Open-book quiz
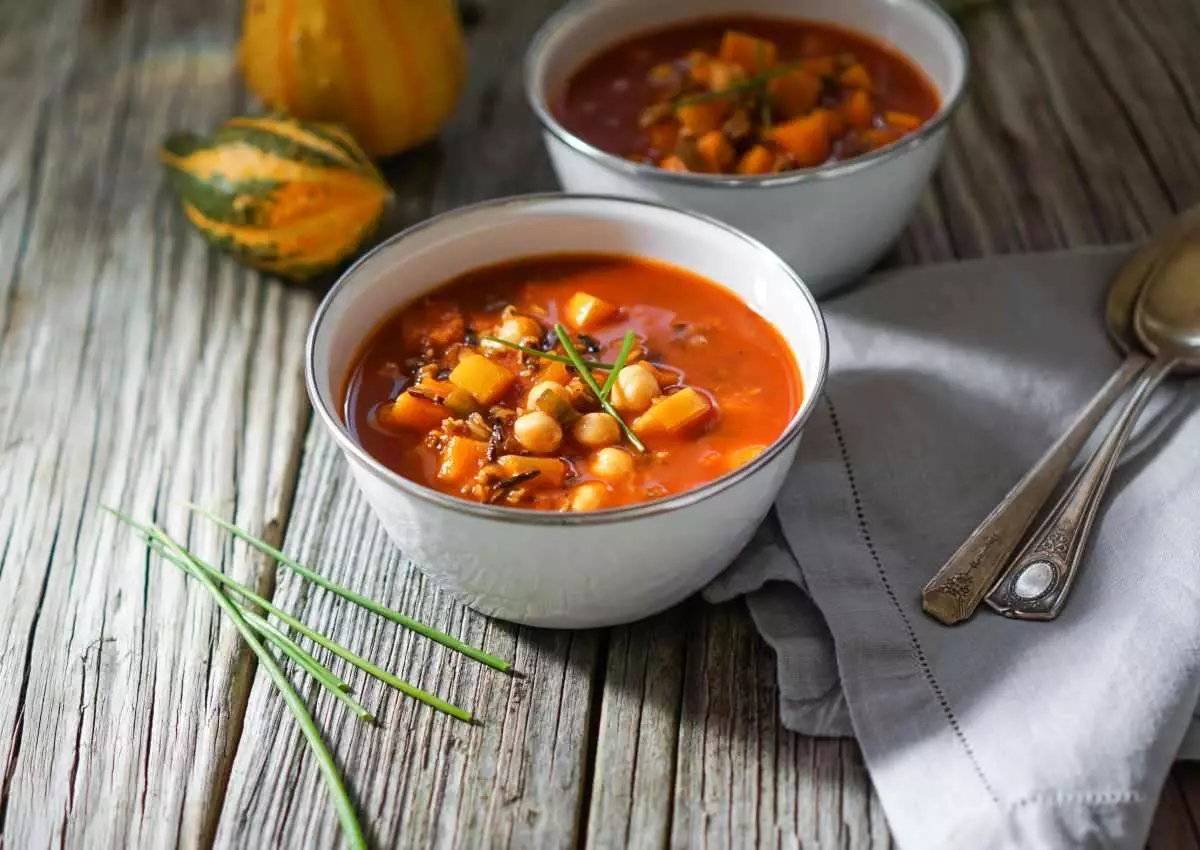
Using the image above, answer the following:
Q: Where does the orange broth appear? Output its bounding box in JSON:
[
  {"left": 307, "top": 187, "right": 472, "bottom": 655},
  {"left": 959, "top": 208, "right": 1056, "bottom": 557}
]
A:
[{"left": 343, "top": 253, "right": 802, "bottom": 511}]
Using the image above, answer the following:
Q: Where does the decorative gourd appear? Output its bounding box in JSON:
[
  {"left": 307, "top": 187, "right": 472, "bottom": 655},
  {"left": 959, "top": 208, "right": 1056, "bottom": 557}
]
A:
[
  {"left": 238, "top": 0, "right": 467, "bottom": 158},
  {"left": 160, "top": 115, "right": 391, "bottom": 281}
]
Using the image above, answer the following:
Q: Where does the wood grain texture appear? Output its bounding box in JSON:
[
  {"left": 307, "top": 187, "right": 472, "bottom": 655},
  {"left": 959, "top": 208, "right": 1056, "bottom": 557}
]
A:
[
  {"left": 3, "top": 0, "right": 1200, "bottom": 847},
  {"left": 0, "top": 0, "right": 313, "bottom": 846}
]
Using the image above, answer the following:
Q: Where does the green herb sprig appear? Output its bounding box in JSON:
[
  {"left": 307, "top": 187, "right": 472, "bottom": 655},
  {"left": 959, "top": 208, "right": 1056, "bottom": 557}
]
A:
[
  {"left": 598, "top": 330, "right": 636, "bottom": 401},
  {"left": 187, "top": 504, "right": 511, "bottom": 673},
  {"left": 105, "top": 509, "right": 369, "bottom": 849},
  {"left": 480, "top": 335, "right": 615, "bottom": 370},
  {"left": 554, "top": 324, "right": 646, "bottom": 453},
  {"left": 672, "top": 60, "right": 803, "bottom": 109}
]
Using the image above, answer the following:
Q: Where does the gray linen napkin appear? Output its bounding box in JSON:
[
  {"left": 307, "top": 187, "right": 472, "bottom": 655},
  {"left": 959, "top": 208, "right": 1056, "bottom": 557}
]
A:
[{"left": 706, "top": 248, "right": 1200, "bottom": 850}]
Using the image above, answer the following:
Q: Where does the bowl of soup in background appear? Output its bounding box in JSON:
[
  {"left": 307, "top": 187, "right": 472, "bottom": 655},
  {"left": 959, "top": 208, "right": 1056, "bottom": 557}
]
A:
[
  {"left": 525, "top": 0, "right": 968, "bottom": 296},
  {"left": 306, "top": 194, "right": 828, "bottom": 628}
]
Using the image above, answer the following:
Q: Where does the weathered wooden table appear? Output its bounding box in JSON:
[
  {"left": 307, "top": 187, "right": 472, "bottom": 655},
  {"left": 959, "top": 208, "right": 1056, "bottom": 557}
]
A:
[{"left": 3, "top": 0, "right": 1200, "bottom": 846}]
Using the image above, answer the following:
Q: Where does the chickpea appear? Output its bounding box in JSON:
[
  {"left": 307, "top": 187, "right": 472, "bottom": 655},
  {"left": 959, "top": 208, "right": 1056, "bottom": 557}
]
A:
[
  {"left": 569, "top": 481, "right": 610, "bottom": 512},
  {"left": 572, "top": 412, "right": 620, "bottom": 449},
  {"left": 610, "top": 363, "right": 662, "bottom": 415},
  {"left": 494, "top": 314, "right": 542, "bottom": 344},
  {"left": 592, "top": 446, "right": 634, "bottom": 481},
  {"left": 513, "top": 411, "right": 562, "bottom": 453}
]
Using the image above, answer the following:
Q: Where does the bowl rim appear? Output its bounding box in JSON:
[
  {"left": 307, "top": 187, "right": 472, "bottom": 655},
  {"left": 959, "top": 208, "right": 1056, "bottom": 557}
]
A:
[
  {"left": 305, "top": 192, "right": 830, "bottom": 527},
  {"left": 523, "top": 0, "right": 970, "bottom": 189}
]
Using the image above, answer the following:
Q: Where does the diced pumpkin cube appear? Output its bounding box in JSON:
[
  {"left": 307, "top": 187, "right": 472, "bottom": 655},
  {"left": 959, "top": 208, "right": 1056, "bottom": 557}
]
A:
[
  {"left": 632, "top": 387, "right": 714, "bottom": 437},
  {"left": 861, "top": 127, "right": 902, "bottom": 151},
  {"left": 770, "top": 112, "right": 833, "bottom": 168},
  {"left": 565, "top": 290, "right": 619, "bottom": 331},
  {"left": 736, "top": 144, "right": 775, "bottom": 175},
  {"left": 696, "top": 130, "right": 735, "bottom": 171},
  {"left": 497, "top": 455, "right": 566, "bottom": 489},
  {"left": 719, "top": 30, "right": 777, "bottom": 74},
  {"left": 885, "top": 111, "right": 923, "bottom": 132},
  {"left": 706, "top": 59, "right": 745, "bottom": 93},
  {"left": 449, "top": 354, "right": 516, "bottom": 405},
  {"left": 438, "top": 437, "right": 489, "bottom": 484},
  {"left": 676, "top": 100, "right": 728, "bottom": 136},
  {"left": 768, "top": 68, "right": 821, "bottom": 119},
  {"left": 659, "top": 154, "right": 690, "bottom": 172},
  {"left": 843, "top": 88, "right": 874, "bottom": 131},
  {"left": 727, "top": 444, "right": 767, "bottom": 470},
  {"left": 537, "top": 360, "right": 571, "bottom": 385},
  {"left": 384, "top": 391, "right": 449, "bottom": 431},
  {"left": 684, "top": 50, "right": 713, "bottom": 85},
  {"left": 839, "top": 63, "right": 872, "bottom": 90},
  {"left": 820, "top": 107, "right": 846, "bottom": 138},
  {"left": 647, "top": 121, "right": 680, "bottom": 155}
]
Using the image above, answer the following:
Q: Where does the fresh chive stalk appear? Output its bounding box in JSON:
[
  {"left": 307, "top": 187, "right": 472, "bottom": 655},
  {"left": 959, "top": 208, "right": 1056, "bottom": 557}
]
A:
[
  {"left": 554, "top": 324, "right": 646, "bottom": 453},
  {"left": 673, "top": 60, "right": 803, "bottom": 108},
  {"left": 142, "top": 529, "right": 473, "bottom": 723},
  {"left": 599, "top": 331, "right": 636, "bottom": 402},
  {"left": 186, "top": 504, "right": 512, "bottom": 674},
  {"left": 105, "top": 508, "right": 368, "bottom": 850},
  {"left": 480, "top": 335, "right": 615, "bottom": 369}
]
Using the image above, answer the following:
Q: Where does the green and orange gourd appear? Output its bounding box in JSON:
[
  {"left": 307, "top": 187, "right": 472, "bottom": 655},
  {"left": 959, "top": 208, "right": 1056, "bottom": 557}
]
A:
[
  {"left": 160, "top": 115, "right": 392, "bottom": 281},
  {"left": 238, "top": 0, "right": 468, "bottom": 159}
]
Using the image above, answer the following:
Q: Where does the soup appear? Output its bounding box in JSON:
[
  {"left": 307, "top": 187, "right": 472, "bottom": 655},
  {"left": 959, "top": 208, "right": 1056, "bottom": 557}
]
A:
[
  {"left": 342, "top": 253, "right": 802, "bottom": 512},
  {"left": 553, "top": 16, "right": 940, "bottom": 175}
]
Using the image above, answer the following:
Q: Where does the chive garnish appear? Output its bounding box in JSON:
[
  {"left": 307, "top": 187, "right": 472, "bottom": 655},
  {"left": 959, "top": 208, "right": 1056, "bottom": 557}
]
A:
[
  {"left": 672, "top": 60, "right": 803, "bottom": 109},
  {"left": 599, "top": 330, "right": 636, "bottom": 401},
  {"left": 481, "top": 335, "right": 615, "bottom": 369},
  {"left": 104, "top": 508, "right": 368, "bottom": 850},
  {"left": 554, "top": 323, "right": 646, "bottom": 454},
  {"left": 186, "top": 504, "right": 512, "bottom": 673}
]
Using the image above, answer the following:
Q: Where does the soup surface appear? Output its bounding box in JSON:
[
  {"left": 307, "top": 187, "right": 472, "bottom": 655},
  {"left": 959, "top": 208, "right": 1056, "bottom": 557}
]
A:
[
  {"left": 343, "top": 253, "right": 802, "bottom": 512},
  {"left": 553, "top": 16, "right": 940, "bottom": 175}
]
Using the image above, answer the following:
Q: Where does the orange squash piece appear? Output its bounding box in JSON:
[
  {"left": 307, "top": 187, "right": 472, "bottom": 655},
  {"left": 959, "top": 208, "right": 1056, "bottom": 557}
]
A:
[
  {"left": 696, "top": 131, "right": 735, "bottom": 171},
  {"left": 647, "top": 122, "right": 680, "bottom": 154},
  {"left": 768, "top": 68, "right": 822, "bottom": 119},
  {"left": 438, "top": 437, "right": 489, "bottom": 484},
  {"left": 632, "top": 387, "right": 714, "bottom": 437},
  {"left": 385, "top": 391, "right": 449, "bottom": 431},
  {"left": 497, "top": 455, "right": 566, "bottom": 489},
  {"left": 843, "top": 88, "right": 874, "bottom": 131},
  {"left": 862, "top": 127, "right": 902, "bottom": 151},
  {"left": 719, "top": 30, "right": 777, "bottom": 74},
  {"left": 770, "top": 112, "right": 833, "bottom": 168},
  {"left": 839, "top": 63, "right": 872, "bottom": 91},
  {"left": 449, "top": 354, "right": 516, "bottom": 405},
  {"left": 537, "top": 360, "right": 571, "bottom": 385},
  {"left": 676, "top": 100, "right": 728, "bottom": 136},
  {"left": 885, "top": 111, "right": 923, "bottom": 131},
  {"left": 565, "top": 290, "right": 619, "bottom": 331},
  {"left": 735, "top": 144, "right": 774, "bottom": 175},
  {"left": 659, "top": 154, "right": 689, "bottom": 172}
]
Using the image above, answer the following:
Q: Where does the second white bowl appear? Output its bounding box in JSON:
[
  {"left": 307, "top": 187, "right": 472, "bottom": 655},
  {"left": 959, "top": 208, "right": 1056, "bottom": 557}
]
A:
[{"left": 525, "top": 0, "right": 969, "bottom": 296}]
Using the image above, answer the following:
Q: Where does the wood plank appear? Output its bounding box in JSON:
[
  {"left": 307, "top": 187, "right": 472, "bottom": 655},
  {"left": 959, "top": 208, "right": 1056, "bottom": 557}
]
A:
[
  {"left": 213, "top": 1, "right": 598, "bottom": 847},
  {"left": 0, "top": 0, "right": 316, "bottom": 845}
]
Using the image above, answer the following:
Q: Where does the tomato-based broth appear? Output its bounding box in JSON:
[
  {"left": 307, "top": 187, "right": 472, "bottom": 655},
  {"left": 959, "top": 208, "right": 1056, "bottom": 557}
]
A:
[
  {"left": 343, "top": 254, "right": 802, "bottom": 512},
  {"left": 553, "top": 16, "right": 940, "bottom": 175}
]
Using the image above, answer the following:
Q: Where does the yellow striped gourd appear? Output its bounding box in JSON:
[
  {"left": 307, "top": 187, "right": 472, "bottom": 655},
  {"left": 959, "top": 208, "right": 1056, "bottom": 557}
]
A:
[{"left": 160, "top": 115, "right": 392, "bottom": 281}]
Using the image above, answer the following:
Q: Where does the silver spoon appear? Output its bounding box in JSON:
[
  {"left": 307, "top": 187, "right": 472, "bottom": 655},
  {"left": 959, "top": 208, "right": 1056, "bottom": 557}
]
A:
[
  {"left": 987, "top": 236, "right": 1200, "bottom": 619},
  {"left": 920, "top": 209, "right": 1200, "bottom": 625}
]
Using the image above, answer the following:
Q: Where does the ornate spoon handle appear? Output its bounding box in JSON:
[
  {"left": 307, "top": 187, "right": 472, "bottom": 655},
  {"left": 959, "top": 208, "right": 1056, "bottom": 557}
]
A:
[
  {"left": 987, "top": 355, "right": 1176, "bottom": 620},
  {"left": 921, "top": 354, "right": 1148, "bottom": 624}
]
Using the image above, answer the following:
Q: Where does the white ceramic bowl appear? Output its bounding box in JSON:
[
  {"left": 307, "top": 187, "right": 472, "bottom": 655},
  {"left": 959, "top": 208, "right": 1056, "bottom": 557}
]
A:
[
  {"left": 306, "top": 194, "right": 828, "bottom": 628},
  {"left": 525, "top": 0, "right": 969, "bottom": 297}
]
